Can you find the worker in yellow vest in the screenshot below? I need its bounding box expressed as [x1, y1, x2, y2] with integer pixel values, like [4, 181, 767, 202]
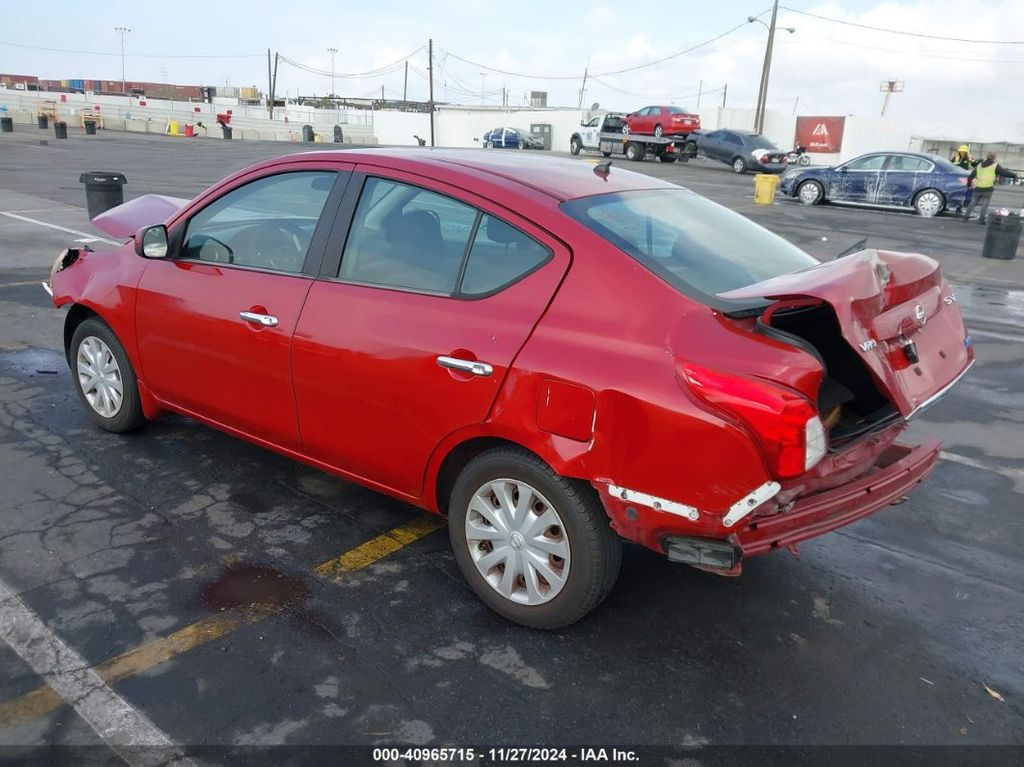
[963, 153, 1018, 224]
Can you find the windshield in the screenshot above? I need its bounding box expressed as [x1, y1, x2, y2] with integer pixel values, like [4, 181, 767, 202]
[747, 134, 778, 150]
[561, 189, 819, 304]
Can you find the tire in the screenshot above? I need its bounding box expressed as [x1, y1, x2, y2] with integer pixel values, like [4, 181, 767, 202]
[625, 142, 644, 162]
[518, 140, 527, 150]
[732, 156, 747, 174]
[684, 141, 698, 158]
[798, 154, 811, 166]
[653, 124, 663, 138]
[448, 447, 621, 630]
[70, 317, 146, 433]
[570, 137, 582, 155]
[485, 140, 494, 149]
[660, 154, 677, 163]
[797, 179, 824, 205]
[601, 151, 612, 158]
[913, 188, 945, 217]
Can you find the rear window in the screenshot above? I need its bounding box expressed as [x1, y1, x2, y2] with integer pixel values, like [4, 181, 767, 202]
[747, 134, 777, 150]
[561, 189, 818, 304]
[666, 106, 692, 114]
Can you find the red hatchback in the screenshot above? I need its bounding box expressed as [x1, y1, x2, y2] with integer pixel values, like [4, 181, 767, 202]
[623, 105, 701, 137]
[48, 150, 973, 628]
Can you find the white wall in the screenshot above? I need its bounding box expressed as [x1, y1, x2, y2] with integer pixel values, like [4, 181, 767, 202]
[432, 107, 588, 150]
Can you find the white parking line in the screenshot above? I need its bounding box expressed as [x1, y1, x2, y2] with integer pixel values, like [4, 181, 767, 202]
[0, 211, 120, 246]
[0, 577, 186, 765]
[967, 327, 1023, 343]
[940, 451, 1024, 490]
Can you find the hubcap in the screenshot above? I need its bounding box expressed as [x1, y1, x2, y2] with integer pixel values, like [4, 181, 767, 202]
[918, 192, 941, 216]
[734, 159, 744, 172]
[799, 183, 820, 204]
[465, 479, 570, 606]
[76, 336, 123, 418]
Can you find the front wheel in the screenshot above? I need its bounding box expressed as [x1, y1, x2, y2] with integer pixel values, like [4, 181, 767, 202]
[914, 189, 945, 217]
[485, 140, 494, 149]
[70, 317, 146, 433]
[448, 448, 621, 629]
[797, 179, 824, 205]
[570, 137, 582, 155]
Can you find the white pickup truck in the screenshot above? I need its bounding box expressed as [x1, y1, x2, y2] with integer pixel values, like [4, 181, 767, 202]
[569, 113, 688, 163]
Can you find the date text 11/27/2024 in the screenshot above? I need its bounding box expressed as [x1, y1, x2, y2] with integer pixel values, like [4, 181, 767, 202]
[372, 747, 641, 762]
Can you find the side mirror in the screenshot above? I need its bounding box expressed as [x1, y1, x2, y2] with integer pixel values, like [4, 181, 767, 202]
[135, 225, 169, 259]
[839, 166, 848, 173]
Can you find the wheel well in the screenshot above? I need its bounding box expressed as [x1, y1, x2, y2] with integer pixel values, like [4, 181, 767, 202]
[63, 304, 100, 361]
[434, 436, 542, 516]
[570, 133, 581, 142]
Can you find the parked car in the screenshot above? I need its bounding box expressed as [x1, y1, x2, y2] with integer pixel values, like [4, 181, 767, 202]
[779, 151, 970, 216]
[48, 150, 973, 629]
[622, 105, 700, 138]
[481, 127, 543, 149]
[688, 130, 789, 174]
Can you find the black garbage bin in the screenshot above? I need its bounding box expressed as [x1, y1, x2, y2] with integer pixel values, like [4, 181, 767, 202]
[333, 125, 344, 143]
[84, 120, 97, 136]
[0, 117, 12, 133]
[37, 115, 48, 129]
[79, 172, 127, 219]
[54, 122, 68, 139]
[982, 211, 1022, 260]
[302, 124, 315, 142]
[219, 123, 232, 140]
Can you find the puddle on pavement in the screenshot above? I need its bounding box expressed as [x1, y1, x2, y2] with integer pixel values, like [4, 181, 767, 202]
[198, 563, 339, 642]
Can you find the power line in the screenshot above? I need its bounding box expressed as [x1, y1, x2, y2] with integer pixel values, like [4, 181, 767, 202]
[802, 33, 1024, 63]
[779, 7, 1024, 44]
[277, 47, 425, 79]
[587, 74, 723, 102]
[0, 39, 263, 58]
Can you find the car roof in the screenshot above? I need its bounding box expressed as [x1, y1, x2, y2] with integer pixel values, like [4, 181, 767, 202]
[279, 148, 679, 202]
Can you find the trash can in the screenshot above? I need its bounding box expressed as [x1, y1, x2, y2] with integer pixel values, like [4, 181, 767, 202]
[754, 173, 780, 205]
[981, 211, 1022, 260]
[333, 125, 344, 143]
[37, 115, 48, 129]
[79, 172, 127, 219]
[220, 124, 232, 140]
[53, 122, 68, 139]
[84, 120, 97, 136]
[0, 117, 12, 133]
[169, 120, 180, 136]
[184, 124, 194, 138]
[302, 124, 315, 142]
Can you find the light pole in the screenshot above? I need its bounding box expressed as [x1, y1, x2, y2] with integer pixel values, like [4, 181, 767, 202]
[749, 4, 794, 134]
[115, 27, 131, 94]
[327, 47, 338, 99]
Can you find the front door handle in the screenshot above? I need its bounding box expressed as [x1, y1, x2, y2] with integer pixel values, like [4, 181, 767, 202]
[437, 356, 493, 377]
[240, 311, 279, 327]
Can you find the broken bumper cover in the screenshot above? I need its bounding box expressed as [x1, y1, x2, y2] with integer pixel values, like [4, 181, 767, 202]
[735, 438, 941, 557]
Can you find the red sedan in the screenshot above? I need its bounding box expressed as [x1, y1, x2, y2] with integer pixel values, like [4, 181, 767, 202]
[48, 150, 973, 628]
[623, 105, 701, 137]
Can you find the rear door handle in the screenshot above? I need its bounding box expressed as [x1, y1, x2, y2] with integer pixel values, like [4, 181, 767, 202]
[436, 356, 493, 377]
[240, 311, 279, 327]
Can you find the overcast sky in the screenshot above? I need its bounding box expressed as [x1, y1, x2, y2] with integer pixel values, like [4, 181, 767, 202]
[2, 0, 1022, 141]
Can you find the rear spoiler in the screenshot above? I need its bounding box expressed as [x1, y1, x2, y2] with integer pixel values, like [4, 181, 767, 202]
[91, 194, 190, 239]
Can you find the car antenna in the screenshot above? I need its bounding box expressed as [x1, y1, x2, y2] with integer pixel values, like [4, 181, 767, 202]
[837, 237, 868, 258]
[593, 160, 612, 180]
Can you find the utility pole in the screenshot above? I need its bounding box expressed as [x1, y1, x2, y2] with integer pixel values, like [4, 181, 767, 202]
[381, 84, 385, 101]
[880, 79, 904, 116]
[327, 47, 338, 99]
[578, 63, 589, 109]
[696, 80, 703, 109]
[722, 83, 728, 109]
[428, 38, 435, 146]
[750, 3, 794, 133]
[267, 48, 273, 116]
[114, 26, 131, 94]
[270, 52, 279, 119]
[792, 96, 799, 115]
[403, 61, 408, 103]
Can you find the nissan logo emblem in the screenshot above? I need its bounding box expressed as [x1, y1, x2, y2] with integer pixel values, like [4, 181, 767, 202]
[914, 304, 926, 323]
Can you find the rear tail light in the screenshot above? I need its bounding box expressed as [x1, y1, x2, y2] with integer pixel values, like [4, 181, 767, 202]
[681, 363, 826, 478]
[760, 156, 770, 164]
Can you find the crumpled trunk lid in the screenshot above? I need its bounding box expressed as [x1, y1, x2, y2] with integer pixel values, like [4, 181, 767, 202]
[719, 249, 974, 417]
[91, 194, 190, 238]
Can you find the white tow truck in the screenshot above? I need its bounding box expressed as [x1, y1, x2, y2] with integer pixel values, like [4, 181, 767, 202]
[569, 113, 689, 163]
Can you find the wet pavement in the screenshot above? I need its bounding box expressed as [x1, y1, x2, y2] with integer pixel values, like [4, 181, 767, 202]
[0, 132, 1021, 762]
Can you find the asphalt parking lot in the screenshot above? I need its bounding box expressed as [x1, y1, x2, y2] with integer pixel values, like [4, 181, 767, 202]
[0, 129, 1022, 763]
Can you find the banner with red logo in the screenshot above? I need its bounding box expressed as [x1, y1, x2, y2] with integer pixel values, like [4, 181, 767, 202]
[795, 116, 846, 153]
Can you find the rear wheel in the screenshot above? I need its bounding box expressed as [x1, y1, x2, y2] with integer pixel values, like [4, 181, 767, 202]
[70, 318, 145, 433]
[448, 447, 621, 629]
[625, 142, 645, 162]
[570, 137, 582, 155]
[913, 188, 945, 217]
[797, 179, 824, 205]
[732, 156, 747, 174]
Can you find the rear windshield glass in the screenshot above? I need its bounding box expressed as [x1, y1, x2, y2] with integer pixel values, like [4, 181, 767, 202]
[561, 189, 818, 304]
[747, 134, 778, 150]
[928, 155, 968, 174]
[666, 106, 692, 114]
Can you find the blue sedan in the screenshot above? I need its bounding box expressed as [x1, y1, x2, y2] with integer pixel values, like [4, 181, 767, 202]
[778, 152, 970, 217]
[481, 127, 543, 150]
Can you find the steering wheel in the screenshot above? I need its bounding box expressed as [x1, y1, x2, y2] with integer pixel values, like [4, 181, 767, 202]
[234, 222, 306, 272]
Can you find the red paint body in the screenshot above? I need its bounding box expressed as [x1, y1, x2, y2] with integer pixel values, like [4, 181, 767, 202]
[50, 149, 973, 572]
[624, 106, 702, 137]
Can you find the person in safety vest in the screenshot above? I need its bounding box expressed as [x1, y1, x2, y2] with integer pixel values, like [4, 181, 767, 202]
[950, 144, 974, 170]
[964, 153, 1019, 224]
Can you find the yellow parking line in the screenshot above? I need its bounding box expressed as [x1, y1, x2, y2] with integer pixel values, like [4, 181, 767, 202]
[0, 515, 444, 729]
